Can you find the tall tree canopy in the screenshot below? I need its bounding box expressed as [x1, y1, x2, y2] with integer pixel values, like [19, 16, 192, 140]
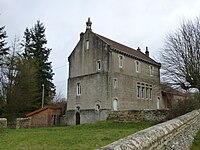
[22, 21, 55, 106]
[0, 26, 9, 111]
[161, 17, 200, 92]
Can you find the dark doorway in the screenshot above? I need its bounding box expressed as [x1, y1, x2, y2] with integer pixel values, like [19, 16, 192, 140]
[76, 112, 80, 125]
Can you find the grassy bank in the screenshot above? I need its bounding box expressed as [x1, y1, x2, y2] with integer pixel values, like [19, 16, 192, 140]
[190, 129, 200, 150]
[0, 121, 154, 150]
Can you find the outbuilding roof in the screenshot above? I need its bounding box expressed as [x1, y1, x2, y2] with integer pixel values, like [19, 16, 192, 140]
[26, 105, 61, 117]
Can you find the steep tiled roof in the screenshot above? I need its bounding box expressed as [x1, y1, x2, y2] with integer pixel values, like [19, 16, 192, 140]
[26, 105, 61, 117]
[95, 33, 161, 67]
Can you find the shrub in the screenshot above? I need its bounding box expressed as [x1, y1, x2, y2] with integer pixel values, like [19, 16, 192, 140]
[168, 93, 200, 119]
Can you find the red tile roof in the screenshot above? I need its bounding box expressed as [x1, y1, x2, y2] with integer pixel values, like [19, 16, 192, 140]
[26, 105, 61, 117]
[95, 33, 161, 67]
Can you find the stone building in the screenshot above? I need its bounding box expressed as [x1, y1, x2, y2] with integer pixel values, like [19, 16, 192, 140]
[26, 105, 61, 127]
[66, 18, 163, 125]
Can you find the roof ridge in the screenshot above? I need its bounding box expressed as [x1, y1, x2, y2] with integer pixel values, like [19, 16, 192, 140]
[94, 32, 160, 66]
[95, 33, 137, 51]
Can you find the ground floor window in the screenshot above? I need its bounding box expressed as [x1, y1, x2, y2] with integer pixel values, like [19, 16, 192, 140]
[112, 99, 118, 111]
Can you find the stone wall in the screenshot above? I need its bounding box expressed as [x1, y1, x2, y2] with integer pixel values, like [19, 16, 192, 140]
[108, 109, 168, 123]
[100, 109, 200, 150]
[0, 118, 7, 128]
[16, 118, 31, 129]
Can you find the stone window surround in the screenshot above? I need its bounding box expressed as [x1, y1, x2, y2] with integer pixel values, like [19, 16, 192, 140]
[96, 60, 101, 71]
[149, 65, 154, 76]
[112, 98, 118, 111]
[118, 54, 124, 68]
[135, 60, 141, 73]
[86, 40, 89, 50]
[113, 78, 118, 89]
[76, 82, 81, 96]
[136, 82, 152, 100]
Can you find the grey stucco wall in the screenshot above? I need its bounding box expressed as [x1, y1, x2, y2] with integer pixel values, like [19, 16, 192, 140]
[66, 109, 109, 125]
[99, 109, 200, 150]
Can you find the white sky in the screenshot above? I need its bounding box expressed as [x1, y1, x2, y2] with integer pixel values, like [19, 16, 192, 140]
[1, 0, 200, 98]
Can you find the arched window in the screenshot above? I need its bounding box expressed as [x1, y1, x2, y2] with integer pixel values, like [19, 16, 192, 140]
[113, 99, 118, 111]
[95, 104, 100, 111]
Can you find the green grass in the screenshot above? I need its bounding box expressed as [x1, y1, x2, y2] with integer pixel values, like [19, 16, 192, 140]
[191, 129, 200, 150]
[0, 121, 154, 150]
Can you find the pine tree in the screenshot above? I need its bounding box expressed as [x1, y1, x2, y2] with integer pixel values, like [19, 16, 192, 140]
[22, 21, 55, 107]
[0, 26, 9, 106]
[0, 26, 9, 65]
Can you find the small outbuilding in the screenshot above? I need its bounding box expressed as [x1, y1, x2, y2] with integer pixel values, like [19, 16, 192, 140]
[26, 105, 62, 127]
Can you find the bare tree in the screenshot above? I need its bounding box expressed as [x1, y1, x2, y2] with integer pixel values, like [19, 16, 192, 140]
[161, 17, 200, 92]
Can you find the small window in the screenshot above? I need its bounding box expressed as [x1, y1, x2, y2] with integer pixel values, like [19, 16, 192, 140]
[86, 40, 89, 50]
[119, 55, 124, 68]
[137, 82, 140, 98]
[135, 61, 140, 73]
[76, 82, 81, 96]
[113, 78, 118, 89]
[96, 104, 100, 111]
[149, 65, 154, 76]
[96, 60, 101, 70]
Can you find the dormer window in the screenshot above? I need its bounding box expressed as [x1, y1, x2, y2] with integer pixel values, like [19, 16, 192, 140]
[149, 65, 154, 76]
[86, 40, 89, 50]
[119, 55, 124, 68]
[135, 61, 141, 73]
[96, 60, 101, 71]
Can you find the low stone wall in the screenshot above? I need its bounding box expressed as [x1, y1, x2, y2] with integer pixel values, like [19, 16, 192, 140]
[0, 118, 7, 128]
[108, 109, 168, 123]
[16, 118, 31, 129]
[100, 109, 200, 150]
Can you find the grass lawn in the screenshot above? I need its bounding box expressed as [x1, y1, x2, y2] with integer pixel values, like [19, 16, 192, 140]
[0, 121, 154, 150]
[190, 129, 200, 150]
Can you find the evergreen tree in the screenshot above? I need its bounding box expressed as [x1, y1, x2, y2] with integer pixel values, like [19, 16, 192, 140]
[0, 26, 9, 65]
[0, 26, 9, 104]
[12, 58, 40, 114]
[22, 21, 55, 106]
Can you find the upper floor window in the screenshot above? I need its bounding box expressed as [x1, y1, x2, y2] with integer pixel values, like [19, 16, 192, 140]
[149, 65, 154, 76]
[76, 82, 81, 96]
[96, 60, 101, 71]
[119, 55, 124, 68]
[113, 78, 118, 89]
[86, 40, 89, 50]
[135, 61, 141, 73]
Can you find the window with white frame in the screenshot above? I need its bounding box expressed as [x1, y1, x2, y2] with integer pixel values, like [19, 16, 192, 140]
[113, 78, 118, 89]
[96, 60, 101, 71]
[119, 55, 124, 68]
[86, 40, 89, 50]
[141, 84, 145, 99]
[136, 82, 152, 100]
[135, 61, 140, 73]
[137, 82, 140, 98]
[112, 99, 118, 111]
[149, 85, 152, 99]
[76, 82, 81, 96]
[149, 65, 154, 76]
[146, 84, 149, 99]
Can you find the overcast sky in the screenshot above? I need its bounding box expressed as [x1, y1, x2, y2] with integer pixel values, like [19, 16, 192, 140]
[1, 0, 200, 98]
